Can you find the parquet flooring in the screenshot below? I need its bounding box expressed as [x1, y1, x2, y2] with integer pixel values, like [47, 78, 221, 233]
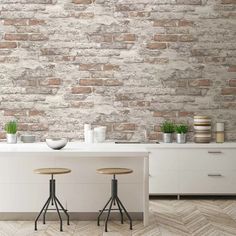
[1, 199, 236, 236]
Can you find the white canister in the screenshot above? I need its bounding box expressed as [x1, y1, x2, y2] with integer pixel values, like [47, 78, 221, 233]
[94, 126, 107, 143]
[216, 122, 224, 132]
[84, 124, 92, 143]
[86, 129, 94, 143]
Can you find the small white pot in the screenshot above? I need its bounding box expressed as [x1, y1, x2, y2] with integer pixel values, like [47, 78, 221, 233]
[176, 133, 187, 144]
[6, 134, 17, 144]
[163, 133, 173, 143]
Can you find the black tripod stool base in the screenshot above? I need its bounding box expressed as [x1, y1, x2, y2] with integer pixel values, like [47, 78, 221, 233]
[34, 169, 71, 232]
[97, 171, 133, 232]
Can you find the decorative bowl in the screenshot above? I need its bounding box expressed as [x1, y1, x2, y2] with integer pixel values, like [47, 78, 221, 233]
[21, 135, 36, 143]
[46, 138, 68, 150]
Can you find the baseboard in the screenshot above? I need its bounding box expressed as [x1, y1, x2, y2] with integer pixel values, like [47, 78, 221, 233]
[0, 212, 143, 221]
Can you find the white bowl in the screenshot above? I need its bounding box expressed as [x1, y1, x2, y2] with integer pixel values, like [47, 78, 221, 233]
[46, 138, 68, 150]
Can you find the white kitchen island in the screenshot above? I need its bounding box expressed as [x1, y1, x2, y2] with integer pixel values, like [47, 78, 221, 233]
[0, 142, 149, 225]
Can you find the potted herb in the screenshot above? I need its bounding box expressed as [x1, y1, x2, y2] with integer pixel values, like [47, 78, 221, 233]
[175, 124, 188, 144]
[160, 121, 175, 143]
[5, 120, 17, 144]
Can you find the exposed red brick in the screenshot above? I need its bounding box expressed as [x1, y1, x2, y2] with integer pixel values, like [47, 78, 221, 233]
[29, 34, 48, 41]
[4, 34, 28, 41]
[154, 34, 178, 42]
[221, 88, 236, 95]
[179, 34, 195, 42]
[228, 65, 236, 72]
[104, 79, 123, 86]
[147, 132, 161, 141]
[113, 123, 136, 131]
[4, 19, 28, 26]
[176, 0, 202, 5]
[221, 0, 236, 3]
[154, 125, 161, 132]
[189, 79, 211, 87]
[71, 101, 94, 108]
[146, 42, 167, 49]
[129, 11, 150, 17]
[80, 64, 102, 71]
[229, 79, 236, 87]
[28, 124, 48, 131]
[103, 64, 120, 71]
[72, 0, 93, 4]
[79, 79, 103, 86]
[18, 123, 28, 131]
[178, 19, 194, 26]
[28, 19, 45, 25]
[153, 111, 177, 117]
[178, 111, 194, 117]
[145, 58, 169, 64]
[48, 78, 61, 85]
[4, 109, 27, 116]
[0, 132, 6, 139]
[153, 19, 178, 27]
[114, 34, 136, 42]
[0, 42, 17, 49]
[29, 109, 45, 116]
[71, 86, 92, 94]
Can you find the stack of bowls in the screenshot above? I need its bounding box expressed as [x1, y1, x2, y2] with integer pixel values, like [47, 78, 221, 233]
[194, 116, 211, 143]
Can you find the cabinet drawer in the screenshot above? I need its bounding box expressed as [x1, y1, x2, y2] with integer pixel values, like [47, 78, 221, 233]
[179, 170, 236, 194]
[179, 149, 236, 171]
[149, 171, 178, 194]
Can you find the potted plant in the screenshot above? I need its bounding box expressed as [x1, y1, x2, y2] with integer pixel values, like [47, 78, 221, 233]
[5, 120, 18, 144]
[160, 121, 175, 143]
[175, 124, 188, 144]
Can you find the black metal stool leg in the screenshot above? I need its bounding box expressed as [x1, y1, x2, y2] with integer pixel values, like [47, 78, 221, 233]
[116, 197, 124, 224]
[54, 196, 63, 232]
[54, 196, 70, 225]
[34, 196, 51, 231]
[105, 198, 114, 232]
[43, 198, 51, 224]
[97, 197, 112, 226]
[117, 197, 132, 230]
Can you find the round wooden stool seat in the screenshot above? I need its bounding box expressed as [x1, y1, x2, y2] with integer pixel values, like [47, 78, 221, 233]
[34, 168, 71, 175]
[97, 168, 133, 175]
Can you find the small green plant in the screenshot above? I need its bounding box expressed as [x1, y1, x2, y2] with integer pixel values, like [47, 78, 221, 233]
[160, 121, 175, 133]
[4, 120, 17, 134]
[175, 124, 188, 134]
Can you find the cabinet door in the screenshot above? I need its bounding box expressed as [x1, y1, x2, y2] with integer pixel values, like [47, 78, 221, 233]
[149, 149, 179, 194]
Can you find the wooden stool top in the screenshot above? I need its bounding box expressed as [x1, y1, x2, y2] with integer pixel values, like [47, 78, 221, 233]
[97, 168, 133, 175]
[34, 168, 71, 175]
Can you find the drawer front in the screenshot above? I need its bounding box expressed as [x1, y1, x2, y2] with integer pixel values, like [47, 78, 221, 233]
[179, 170, 236, 194]
[179, 149, 236, 171]
[149, 171, 178, 194]
[149, 149, 180, 172]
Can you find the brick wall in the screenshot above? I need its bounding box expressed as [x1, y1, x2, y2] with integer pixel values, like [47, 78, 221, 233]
[0, 0, 235, 142]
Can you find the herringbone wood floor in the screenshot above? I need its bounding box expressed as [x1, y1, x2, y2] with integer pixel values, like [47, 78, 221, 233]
[1, 199, 236, 236]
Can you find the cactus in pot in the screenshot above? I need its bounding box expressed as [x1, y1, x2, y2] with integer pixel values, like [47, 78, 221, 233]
[5, 120, 18, 144]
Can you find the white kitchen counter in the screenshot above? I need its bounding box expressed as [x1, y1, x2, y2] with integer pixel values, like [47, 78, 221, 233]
[0, 142, 149, 226]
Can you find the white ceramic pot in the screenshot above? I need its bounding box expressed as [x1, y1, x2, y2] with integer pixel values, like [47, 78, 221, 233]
[6, 134, 17, 144]
[163, 133, 173, 143]
[176, 133, 187, 144]
[94, 126, 107, 143]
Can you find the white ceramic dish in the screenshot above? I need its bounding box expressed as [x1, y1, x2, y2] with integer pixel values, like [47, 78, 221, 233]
[21, 135, 36, 143]
[46, 138, 68, 150]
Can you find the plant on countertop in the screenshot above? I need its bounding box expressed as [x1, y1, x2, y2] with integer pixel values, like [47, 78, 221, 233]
[175, 124, 188, 134]
[4, 120, 17, 134]
[160, 121, 175, 133]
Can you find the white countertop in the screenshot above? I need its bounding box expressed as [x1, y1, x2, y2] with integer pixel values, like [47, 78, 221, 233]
[0, 142, 235, 154]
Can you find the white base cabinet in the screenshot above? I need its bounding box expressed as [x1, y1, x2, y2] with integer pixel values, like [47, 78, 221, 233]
[148, 143, 236, 195]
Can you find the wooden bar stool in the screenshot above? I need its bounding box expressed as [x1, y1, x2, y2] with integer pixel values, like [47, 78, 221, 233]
[97, 168, 133, 232]
[34, 168, 71, 232]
